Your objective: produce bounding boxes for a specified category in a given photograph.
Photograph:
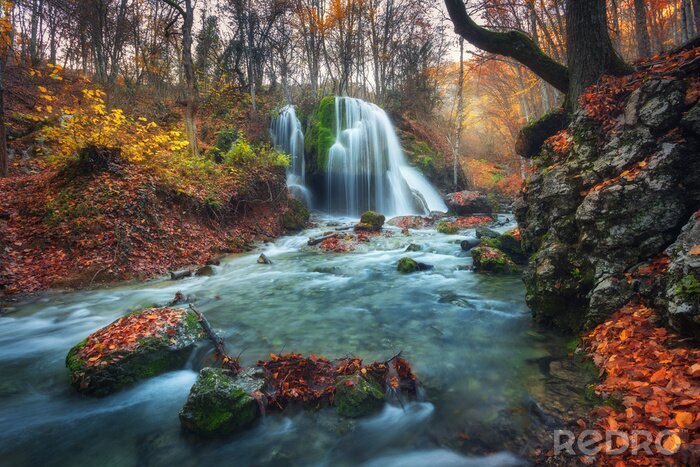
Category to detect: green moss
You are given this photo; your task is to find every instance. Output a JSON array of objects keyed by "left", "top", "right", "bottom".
[
  {"left": 564, "top": 337, "right": 581, "bottom": 354},
  {"left": 360, "top": 211, "right": 385, "bottom": 228},
  {"left": 397, "top": 257, "right": 420, "bottom": 273},
  {"left": 65, "top": 339, "right": 87, "bottom": 373},
  {"left": 674, "top": 273, "right": 700, "bottom": 298},
  {"left": 436, "top": 221, "right": 459, "bottom": 234},
  {"left": 335, "top": 374, "right": 384, "bottom": 418},
  {"left": 471, "top": 246, "right": 517, "bottom": 274},
  {"left": 305, "top": 96, "right": 336, "bottom": 173},
  {"left": 282, "top": 199, "right": 311, "bottom": 231}
]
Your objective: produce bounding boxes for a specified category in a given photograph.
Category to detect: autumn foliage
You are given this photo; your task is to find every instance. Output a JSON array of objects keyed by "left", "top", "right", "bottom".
[
  {"left": 582, "top": 302, "right": 700, "bottom": 465},
  {"left": 258, "top": 352, "right": 417, "bottom": 411}
]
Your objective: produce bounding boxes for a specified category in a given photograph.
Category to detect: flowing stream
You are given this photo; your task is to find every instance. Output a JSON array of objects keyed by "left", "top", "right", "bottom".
[{"left": 0, "top": 215, "right": 578, "bottom": 467}]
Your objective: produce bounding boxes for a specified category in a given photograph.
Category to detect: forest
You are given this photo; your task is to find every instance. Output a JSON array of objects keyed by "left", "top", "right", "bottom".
[{"left": 0, "top": 1, "right": 698, "bottom": 466}]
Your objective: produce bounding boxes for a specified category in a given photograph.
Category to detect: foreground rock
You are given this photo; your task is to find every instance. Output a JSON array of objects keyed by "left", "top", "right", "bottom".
[
  {"left": 179, "top": 367, "right": 263, "bottom": 437},
  {"left": 444, "top": 191, "right": 492, "bottom": 215},
  {"left": 471, "top": 247, "right": 517, "bottom": 274},
  {"left": 355, "top": 210, "right": 385, "bottom": 231},
  {"left": 335, "top": 373, "right": 385, "bottom": 418},
  {"left": 66, "top": 307, "right": 203, "bottom": 396}
]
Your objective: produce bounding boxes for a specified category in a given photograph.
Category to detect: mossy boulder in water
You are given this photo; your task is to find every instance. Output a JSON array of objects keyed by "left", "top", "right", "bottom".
[
  {"left": 281, "top": 198, "right": 310, "bottom": 232},
  {"left": 179, "top": 367, "right": 263, "bottom": 437},
  {"left": 471, "top": 246, "right": 517, "bottom": 274},
  {"left": 480, "top": 229, "right": 528, "bottom": 265},
  {"left": 397, "top": 257, "right": 432, "bottom": 273},
  {"left": 66, "top": 307, "right": 203, "bottom": 396},
  {"left": 355, "top": 211, "right": 385, "bottom": 231},
  {"left": 334, "top": 373, "right": 385, "bottom": 418}
]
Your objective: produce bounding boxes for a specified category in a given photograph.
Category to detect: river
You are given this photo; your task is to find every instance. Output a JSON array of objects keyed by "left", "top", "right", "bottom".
[{"left": 0, "top": 214, "right": 580, "bottom": 467}]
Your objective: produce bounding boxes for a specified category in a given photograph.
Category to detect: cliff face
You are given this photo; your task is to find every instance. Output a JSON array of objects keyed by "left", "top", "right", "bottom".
[{"left": 515, "top": 48, "right": 700, "bottom": 337}]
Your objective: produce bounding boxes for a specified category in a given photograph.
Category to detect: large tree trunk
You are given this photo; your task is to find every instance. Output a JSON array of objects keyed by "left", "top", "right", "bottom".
[
  {"left": 181, "top": 0, "right": 198, "bottom": 156},
  {"left": 565, "top": 0, "right": 631, "bottom": 109},
  {"left": 693, "top": 0, "right": 700, "bottom": 35},
  {"left": 634, "top": 0, "right": 652, "bottom": 57}
]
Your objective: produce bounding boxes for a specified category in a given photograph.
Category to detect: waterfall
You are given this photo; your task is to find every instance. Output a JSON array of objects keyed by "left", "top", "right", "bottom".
[
  {"left": 326, "top": 96, "right": 447, "bottom": 216},
  {"left": 271, "top": 105, "right": 311, "bottom": 206}
]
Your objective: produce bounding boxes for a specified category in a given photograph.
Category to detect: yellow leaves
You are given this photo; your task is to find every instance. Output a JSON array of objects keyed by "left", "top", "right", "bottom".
[
  {"left": 690, "top": 244, "right": 700, "bottom": 256},
  {"left": 38, "top": 86, "right": 48, "bottom": 93},
  {"left": 662, "top": 433, "right": 682, "bottom": 452},
  {"left": 619, "top": 329, "right": 629, "bottom": 341}
]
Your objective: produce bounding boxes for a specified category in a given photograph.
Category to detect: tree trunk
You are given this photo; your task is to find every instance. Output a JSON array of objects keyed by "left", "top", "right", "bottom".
[
  {"left": 566, "top": 0, "right": 631, "bottom": 109},
  {"left": 454, "top": 37, "right": 464, "bottom": 189},
  {"left": 181, "top": 0, "right": 198, "bottom": 155},
  {"left": 693, "top": 0, "right": 700, "bottom": 35},
  {"left": 634, "top": 0, "right": 652, "bottom": 57},
  {"left": 0, "top": 65, "right": 7, "bottom": 178}
]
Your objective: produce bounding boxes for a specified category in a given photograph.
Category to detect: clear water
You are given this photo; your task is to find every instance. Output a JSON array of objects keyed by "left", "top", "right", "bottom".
[{"left": 0, "top": 215, "right": 563, "bottom": 467}]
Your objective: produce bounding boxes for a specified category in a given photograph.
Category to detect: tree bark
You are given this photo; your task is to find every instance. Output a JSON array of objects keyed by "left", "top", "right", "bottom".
[
  {"left": 565, "top": 0, "right": 631, "bottom": 109},
  {"left": 634, "top": 0, "right": 652, "bottom": 57},
  {"left": 454, "top": 37, "right": 464, "bottom": 189},
  {"left": 693, "top": 0, "right": 700, "bottom": 35}
]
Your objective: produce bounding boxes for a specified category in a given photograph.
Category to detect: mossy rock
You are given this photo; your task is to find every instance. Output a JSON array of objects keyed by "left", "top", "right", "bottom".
[
  {"left": 334, "top": 373, "right": 385, "bottom": 418},
  {"left": 179, "top": 367, "right": 263, "bottom": 437},
  {"left": 355, "top": 211, "right": 385, "bottom": 232},
  {"left": 305, "top": 96, "right": 336, "bottom": 173},
  {"left": 480, "top": 229, "right": 528, "bottom": 265},
  {"left": 66, "top": 307, "right": 203, "bottom": 396},
  {"left": 281, "top": 198, "right": 310, "bottom": 232},
  {"left": 397, "top": 257, "right": 432, "bottom": 273},
  {"left": 436, "top": 221, "right": 459, "bottom": 235},
  {"left": 471, "top": 246, "right": 518, "bottom": 274}
]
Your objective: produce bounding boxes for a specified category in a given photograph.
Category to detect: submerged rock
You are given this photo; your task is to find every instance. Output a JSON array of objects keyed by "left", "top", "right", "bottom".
[
  {"left": 195, "top": 265, "right": 215, "bottom": 277},
  {"left": 355, "top": 211, "right": 385, "bottom": 232},
  {"left": 334, "top": 373, "right": 385, "bottom": 418},
  {"left": 281, "top": 198, "right": 310, "bottom": 232},
  {"left": 471, "top": 247, "right": 517, "bottom": 274},
  {"left": 444, "top": 191, "right": 492, "bottom": 215},
  {"left": 179, "top": 367, "right": 263, "bottom": 437},
  {"left": 475, "top": 226, "right": 500, "bottom": 239},
  {"left": 397, "top": 257, "right": 432, "bottom": 273},
  {"left": 66, "top": 307, "right": 203, "bottom": 396},
  {"left": 405, "top": 243, "right": 422, "bottom": 252}
]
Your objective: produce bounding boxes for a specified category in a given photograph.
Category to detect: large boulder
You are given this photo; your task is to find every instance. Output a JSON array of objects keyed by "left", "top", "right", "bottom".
[
  {"left": 334, "top": 373, "right": 385, "bottom": 418},
  {"left": 444, "top": 191, "right": 492, "bottom": 215},
  {"left": 480, "top": 229, "right": 528, "bottom": 265},
  {"left": 355, "top": 210, "right": 385, "bottom": 232},
  {"left": 397, "top": 257, "right": 432, "bottom": 273},
  {"left": 179, "top": 367, "right": 263, "bottom": 437},
  {"left": 66, "top": 307, "right": 203, "bottom": 396},
  {"left": 471, "top": 246, "right": 517, "bottom": 274}
]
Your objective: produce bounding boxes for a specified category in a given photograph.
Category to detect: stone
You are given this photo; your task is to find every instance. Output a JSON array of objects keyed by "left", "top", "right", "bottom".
[
  {"left": 179, "top": 367, "right": 263, "bottom": 437},
  {"left": 281, "top": 198, "right": 310, "bottom": 232},
  {"left": 475, "top": 226, "right": 500, "bottom": 239},
  {"left": 470, "top": 246, "right": 517, "bottom": 274},
  {"left": 636, "top": 79, "right": 686, "bottom": 134},
  {"left": 195, "top": 265, "right": 215, "bottom": 276},
  {"left": 257, "top": 253, "right": 272, "bottom": 265},
  {"left": 355, "top": 211, "right": 385, "bottom": 232},
  {"left": 334, "top": 373, "right": 385, "bottom": 418},
  {"left": 444, "top": 191, "right": 492, "bottom": 216},
  {"left": 405, "top": 243, "right": 422, "bottom": 252},
  {"left": 66, "top": 307, "right": 203, "bottom": 396},
  {"left": 397, "top": 257, "right": 432, "bottom": 273}
]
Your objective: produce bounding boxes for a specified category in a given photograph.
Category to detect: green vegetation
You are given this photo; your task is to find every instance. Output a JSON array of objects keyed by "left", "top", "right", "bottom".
[
  {"left": 334, "top": 374, "right": 385, "bottom": 418},
  {"left": 281, "top": 199, "right": 310, "bottom": 231},
  {"left": 304, "top": 96, "right": 336, "bottom": 173},
  {"left": 437, "top": 221, "right": 459, "bottom": 234},
  {"left": 397, "top": 257, "right": 420, "bottom": 273}
]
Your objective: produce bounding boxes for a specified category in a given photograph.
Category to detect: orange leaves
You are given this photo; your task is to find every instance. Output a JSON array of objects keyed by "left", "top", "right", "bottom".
[
  {"left": 582, "top": 302, "right": 700, "bottom": 465},
  {"left": 583, "top": 160, "right": 649, "bottom": 196},
  {"left": 76, "top": 307, "right": 186, "bottom": 367},
  {"left": 545, "top": 130, "right": 572, "bottom": 155}
]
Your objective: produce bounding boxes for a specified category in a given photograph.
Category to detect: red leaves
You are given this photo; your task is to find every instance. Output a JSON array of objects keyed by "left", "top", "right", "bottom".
[
  {"left": 582, "top": 302, "right": 700, "bottom": 465},
  {"left": 545, "top": 130, "right": 572, "bottom": 155},
  {"left": 578, "top": 47, "right": 700, "bottom": 136},
  {"left": 77, "top": 307, "right": 185, "bottom": 367},
  {"left": 258, "top": 352, "right": 417, "bottom": 411}
]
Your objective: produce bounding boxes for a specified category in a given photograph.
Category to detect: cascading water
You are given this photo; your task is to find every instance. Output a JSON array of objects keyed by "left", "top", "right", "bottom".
[
  {"left": 327, "top": 97, "right": 447, "bottom": 216},
  {"left": 271, "top": 105, "right": 311, "bottom": 206}
]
